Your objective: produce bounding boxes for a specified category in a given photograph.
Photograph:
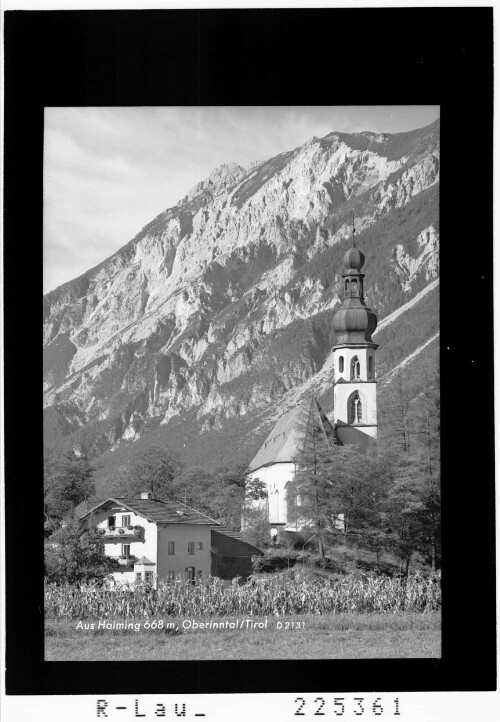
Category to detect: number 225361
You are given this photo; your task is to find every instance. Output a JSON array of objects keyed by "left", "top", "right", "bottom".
[{"left": 294, "top": 697, "right": 401, "bottom": 717}]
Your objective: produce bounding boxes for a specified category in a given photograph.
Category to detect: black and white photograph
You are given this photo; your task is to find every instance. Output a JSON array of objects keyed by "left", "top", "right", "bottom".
[
  {"left": 2, "top": 6, "right": 496, "bottom": 719},
  {"left": 42, "top": 105, "right": 441, "bottom": 661}
]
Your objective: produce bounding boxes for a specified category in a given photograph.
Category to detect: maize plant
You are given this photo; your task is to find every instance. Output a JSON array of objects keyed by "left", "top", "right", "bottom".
[{"left": 45, "top": 571, "right": 441, "bottom": 621}]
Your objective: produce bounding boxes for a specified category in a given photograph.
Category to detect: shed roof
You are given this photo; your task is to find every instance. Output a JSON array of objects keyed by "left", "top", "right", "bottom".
[
  {"left": 248, "top": 396, "right": 337, "bottom": 472},
  {"left": 211, "top": 529, "right": 263, "bottom": 558}
]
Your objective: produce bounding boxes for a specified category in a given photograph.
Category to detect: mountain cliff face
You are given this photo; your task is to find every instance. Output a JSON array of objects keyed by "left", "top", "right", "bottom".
[{"left": 43, "top": 119, "right": 439, "bottom": 482}]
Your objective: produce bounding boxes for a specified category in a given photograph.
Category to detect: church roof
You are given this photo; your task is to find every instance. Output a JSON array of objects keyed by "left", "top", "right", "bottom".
[{"left": 248, "top": 396, "right": 337, "bottom": 472}]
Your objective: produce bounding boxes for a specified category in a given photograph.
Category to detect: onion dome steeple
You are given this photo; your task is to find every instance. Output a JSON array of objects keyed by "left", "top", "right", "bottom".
[
  {"left": 332, "top": 214, "right": 378, "bottom": 346},
  {"left": 343, "top": 227, "right": 365, "bottom": 272}
]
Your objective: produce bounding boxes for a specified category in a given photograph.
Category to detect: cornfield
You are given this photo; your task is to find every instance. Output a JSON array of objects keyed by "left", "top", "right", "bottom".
[{"left": 45, "top": 571, "right": 440, "bottom": 620}]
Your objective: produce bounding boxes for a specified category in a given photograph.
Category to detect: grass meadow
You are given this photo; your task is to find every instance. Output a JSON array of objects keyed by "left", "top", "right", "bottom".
[{"left": 45, "top": 612, "right": 441, "bottom": 660}]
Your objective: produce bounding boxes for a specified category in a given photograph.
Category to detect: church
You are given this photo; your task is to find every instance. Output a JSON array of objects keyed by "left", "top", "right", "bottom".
[{"left": 245, "top": 224, "right": 378, "bottom": 536}]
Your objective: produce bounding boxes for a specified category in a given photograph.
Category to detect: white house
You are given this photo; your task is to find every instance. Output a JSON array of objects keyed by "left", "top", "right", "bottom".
[
  {"left": 245, "top": 228, "right": 378, "bottom": 536},
  {"left": 80, "top": 492, "right": 262, "bottom": 585}
]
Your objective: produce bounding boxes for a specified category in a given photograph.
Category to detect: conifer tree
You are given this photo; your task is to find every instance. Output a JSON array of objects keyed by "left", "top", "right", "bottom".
[
  {"left": 383, "top": 455, "right": 430, "bottom": 574},
  {"left": 291, "top": 404, "right": 338, "bottom": 557},
  {"left": 406, "top": 367, "right": 441, "bottom": 569},
  {"left": 378, "top": 360, "right": 441, "bottom": 570},
  {"left": 292, "top": 405, "right": 395, "bottom": 558}
]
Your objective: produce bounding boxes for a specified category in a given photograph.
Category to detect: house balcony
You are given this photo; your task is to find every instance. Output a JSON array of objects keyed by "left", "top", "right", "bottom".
[
  {"left": 103, "top": 526, "right": 143, "bottom": 538},
  {"left": 116, "top": 555, "right": 138, "bottom": 567}
]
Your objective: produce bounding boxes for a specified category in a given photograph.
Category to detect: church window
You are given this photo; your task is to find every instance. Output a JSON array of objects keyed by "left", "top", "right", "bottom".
[
  {"left": 351, "top": 356, "right": 361, "bottom": 380},
  {"left": 349, "top": 393, "right": 363, "bottom": 424},
  {"left": 339, "top": 356, "right": 344, "bottom": 373}
]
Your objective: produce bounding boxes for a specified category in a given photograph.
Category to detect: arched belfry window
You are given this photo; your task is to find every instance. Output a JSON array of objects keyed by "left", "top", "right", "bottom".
[
  {"left": 351, "top": 356, "right": 361, "bottom": 380},
  {"left": 344, "top": 279, "right": 349, "bottom": 297},
  {"left": 349, "top": 392, "right": 363, "bottom": 424},
  {"left": 350, "top": 279, "right": 358, "bottom": 297},
  {"left": 339, "top": 356, "right": 344, "bottom": 373},
  {"left": 368, "top": 356, "right": 374, "bottom": 376}
]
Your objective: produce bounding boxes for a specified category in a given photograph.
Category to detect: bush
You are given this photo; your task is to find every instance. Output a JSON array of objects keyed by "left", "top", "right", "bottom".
[
  {"left": 252, "top": 548, "right": 301, "bottom": 573},
  {"left": 251, "top": 548, "right": 350, "bottom": 575},
  {"left": 305, "top": 555, "right": 346, "bottom": 574},
  {"left": 44, "top": 519, "right": 119, "bottom": 583}
]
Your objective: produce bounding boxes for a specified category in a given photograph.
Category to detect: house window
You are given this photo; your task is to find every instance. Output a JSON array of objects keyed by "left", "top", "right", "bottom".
[
  {"left": 339, "top": 356, "right": 344, "bottom": 373},
  {"left": 122, "top": 515, "right": 131, "bottom": 527},
  {"left": 188, "top": 542, "right": 195, "bottom": 555},
  {"left": 136, "top": 572, "right": 142, "bottom": 582},
  {"left": 107, "top": 516, "right": 116, "bottom": 528},
  {"left": 167, "top": 571, "right": 175, "bottom": 581},
  {"left": 168, "top": 541, "right": 175, "bottom": 555},
  {"left": 197, "top": 541, "right": 203, "bottom": 551},
  {"left": 122, "top": 544, "right": 131, "bottom": 558},
  {"left": 185, "top": 566, "right": 195, "bottom": 582},
  {"left": 145, "top": 571, "right": 154, "bottom": 584}
]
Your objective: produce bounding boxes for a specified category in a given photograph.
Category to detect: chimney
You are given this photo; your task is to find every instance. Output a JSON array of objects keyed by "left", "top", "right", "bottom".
[{"left": 140, "top": 491, "right": 153, "bottom": 500}]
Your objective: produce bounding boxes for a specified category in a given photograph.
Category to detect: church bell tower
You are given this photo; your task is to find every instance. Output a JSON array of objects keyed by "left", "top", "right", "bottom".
[{"left": 332, "top": 216, "right": 378, "bottom": 448}]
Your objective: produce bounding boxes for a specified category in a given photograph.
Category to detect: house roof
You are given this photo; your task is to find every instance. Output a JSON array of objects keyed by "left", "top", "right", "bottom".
[
  {"left": 211, "top": 529, "right": 263, "bottom": 558},
  {"left": 135, "top": 556, "right": 155, "bottom": 565},
  {"left": 248, "top": 396, "right": 337, "bottom": 472},
  {"left": 80, "top": 497, "right": 221, "bottom": 526}
]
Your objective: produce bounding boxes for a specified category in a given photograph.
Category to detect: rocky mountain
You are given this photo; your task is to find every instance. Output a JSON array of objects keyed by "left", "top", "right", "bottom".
[{"left": 43, "top": 118, "right": 439, "bottom": 489}]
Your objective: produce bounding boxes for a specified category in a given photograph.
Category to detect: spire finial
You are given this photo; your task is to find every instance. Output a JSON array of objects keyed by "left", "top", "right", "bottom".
[{"left": 351, "top": 212, "right": 356, "bottom": 248}]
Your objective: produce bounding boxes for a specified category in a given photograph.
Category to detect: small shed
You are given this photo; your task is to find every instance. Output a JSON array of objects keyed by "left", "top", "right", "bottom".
[{"left": 210, "top": 528, "right": 263, "bottom": 579}]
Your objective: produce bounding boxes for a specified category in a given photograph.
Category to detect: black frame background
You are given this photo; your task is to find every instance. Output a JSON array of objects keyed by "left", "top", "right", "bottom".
[{"left": 3, "top": 8, "right": 495, "bottom": 696}]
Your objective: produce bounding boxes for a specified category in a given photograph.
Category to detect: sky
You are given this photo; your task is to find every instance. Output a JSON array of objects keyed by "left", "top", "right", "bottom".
[{"left": 44, "top": 105, "right": 440, "bottom": 293}]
